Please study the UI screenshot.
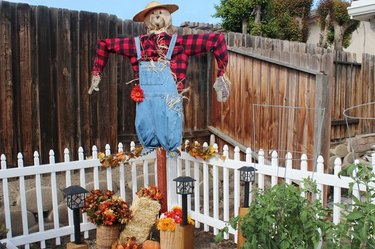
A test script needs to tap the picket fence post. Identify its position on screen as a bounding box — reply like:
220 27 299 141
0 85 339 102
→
193 140 201 228
285 152 293 185
258 149 265 190
105 144 113 191
245 148 253 202
271 151 278 186
203 142 210 232
34 151 47 247
300 154 308 197
333 157 342 224
221 145 229 239
18 153 31 249
92 145 99 189
1 154 12 239
118 143 126 200
49 150 61 246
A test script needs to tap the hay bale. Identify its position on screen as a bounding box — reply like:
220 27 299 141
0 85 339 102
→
119 197 160 244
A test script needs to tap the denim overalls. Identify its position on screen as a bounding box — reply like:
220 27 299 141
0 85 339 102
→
134 34 182 157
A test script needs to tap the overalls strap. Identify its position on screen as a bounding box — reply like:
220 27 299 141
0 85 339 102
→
135 34 177 61
165 34 177 60
134 36 142 61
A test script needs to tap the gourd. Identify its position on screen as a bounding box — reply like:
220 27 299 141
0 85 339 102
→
143 240 160 249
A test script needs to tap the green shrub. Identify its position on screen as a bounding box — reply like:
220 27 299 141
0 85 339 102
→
241 180 330 249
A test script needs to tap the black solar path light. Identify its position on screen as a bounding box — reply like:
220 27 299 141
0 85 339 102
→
63 185 88 249
173 176 196 249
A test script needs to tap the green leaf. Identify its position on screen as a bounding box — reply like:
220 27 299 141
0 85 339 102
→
214 231 224 243
359 223 368 241
280 240 290 249
230 215 240 229
346 211 364 221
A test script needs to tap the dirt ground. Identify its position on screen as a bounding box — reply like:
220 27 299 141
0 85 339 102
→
193 229 237 249
30 228 236 249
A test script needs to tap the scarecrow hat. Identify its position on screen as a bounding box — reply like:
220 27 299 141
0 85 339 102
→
133 1 179 22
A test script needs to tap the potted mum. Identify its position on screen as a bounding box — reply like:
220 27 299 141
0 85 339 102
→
157 206 194 249
82 189 132 249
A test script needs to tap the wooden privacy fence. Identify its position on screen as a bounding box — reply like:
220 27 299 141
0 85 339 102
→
222 32 375 143
0 1 213 166
209 32 375 167
1 140 374 248
211 47 330 170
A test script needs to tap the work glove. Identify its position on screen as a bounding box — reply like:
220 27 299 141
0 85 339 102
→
88 74 101 94
213 74 231 102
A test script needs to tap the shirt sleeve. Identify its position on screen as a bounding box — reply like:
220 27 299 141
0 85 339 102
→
180 33 228 77
92 37 137 74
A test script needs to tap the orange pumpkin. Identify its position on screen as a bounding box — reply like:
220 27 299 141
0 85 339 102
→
143 240 160 249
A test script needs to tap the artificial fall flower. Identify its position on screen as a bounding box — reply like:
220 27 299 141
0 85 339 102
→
131 84 144 103
157 217 176 231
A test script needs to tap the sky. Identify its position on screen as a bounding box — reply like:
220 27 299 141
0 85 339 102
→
3 0 223 25
3 0 321 26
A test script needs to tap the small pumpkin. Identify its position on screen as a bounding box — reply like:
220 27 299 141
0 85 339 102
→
143 240 160 249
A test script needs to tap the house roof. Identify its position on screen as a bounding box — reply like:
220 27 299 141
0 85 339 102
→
348 0 375 22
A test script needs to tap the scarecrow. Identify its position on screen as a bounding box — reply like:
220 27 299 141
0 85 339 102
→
89 1 231 157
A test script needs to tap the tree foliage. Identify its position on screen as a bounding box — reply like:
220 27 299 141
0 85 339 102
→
214 0 269 35
317 0 360 50
214 0 313 42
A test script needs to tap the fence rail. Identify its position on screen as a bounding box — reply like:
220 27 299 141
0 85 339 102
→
1 141 374 247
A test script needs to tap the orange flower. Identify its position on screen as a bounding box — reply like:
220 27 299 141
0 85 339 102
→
157 217 176 231
130 84 144 103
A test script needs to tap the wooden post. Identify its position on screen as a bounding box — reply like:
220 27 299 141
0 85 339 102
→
175 224 194 249
157 147 168 213
237 207 249 249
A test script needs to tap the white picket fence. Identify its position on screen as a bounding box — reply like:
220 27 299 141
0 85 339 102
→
0 141 374 248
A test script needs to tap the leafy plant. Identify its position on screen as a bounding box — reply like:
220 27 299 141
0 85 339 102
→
324 163 375 248
242 180 330 249
216 179 332 248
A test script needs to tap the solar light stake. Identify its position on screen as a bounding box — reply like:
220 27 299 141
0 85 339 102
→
63 185 88 244
238 166 257 208
173 176 195 226
174 176 195 249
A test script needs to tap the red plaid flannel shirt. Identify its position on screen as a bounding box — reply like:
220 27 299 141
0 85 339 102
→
92 32 228 90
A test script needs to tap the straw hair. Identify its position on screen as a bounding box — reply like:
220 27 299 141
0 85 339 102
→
133 1 179 22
